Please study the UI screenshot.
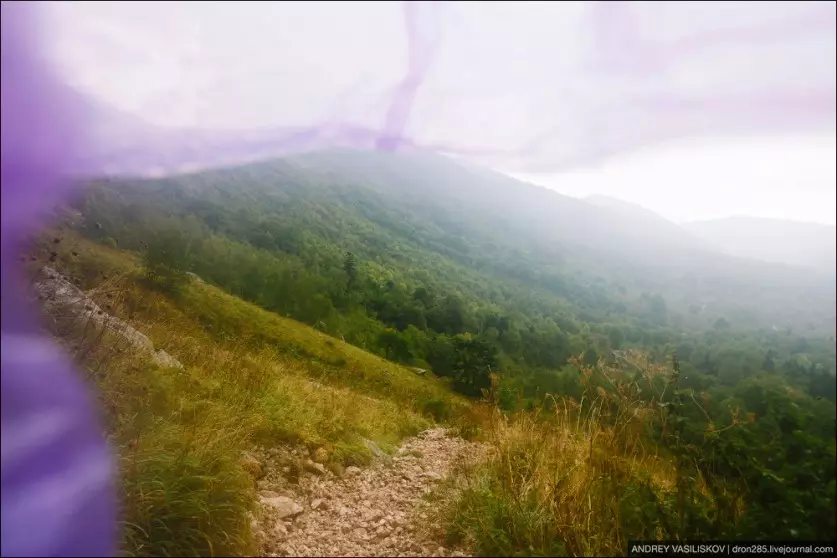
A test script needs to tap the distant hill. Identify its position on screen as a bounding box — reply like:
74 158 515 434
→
290 151 719 268
77 149 835 336
582 194 712 251
583 194 671 222
683 216 836 274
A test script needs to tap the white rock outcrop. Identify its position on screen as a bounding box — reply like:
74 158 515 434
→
34 266 183 369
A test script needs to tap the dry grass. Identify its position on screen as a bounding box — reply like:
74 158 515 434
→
438 361 684 557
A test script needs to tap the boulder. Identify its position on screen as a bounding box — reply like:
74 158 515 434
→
303 460 327 476
363 439 389 462
261 496 304 519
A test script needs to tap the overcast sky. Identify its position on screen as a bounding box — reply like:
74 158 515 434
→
512 133 837 225
40 1 836 225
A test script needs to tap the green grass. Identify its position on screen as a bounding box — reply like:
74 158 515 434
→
31 230 472 556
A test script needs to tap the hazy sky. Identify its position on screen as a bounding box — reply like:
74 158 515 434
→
513 134 837 225
40 1 836 225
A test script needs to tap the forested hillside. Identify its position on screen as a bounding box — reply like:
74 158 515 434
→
73 150 835 399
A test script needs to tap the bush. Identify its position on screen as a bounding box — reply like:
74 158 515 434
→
423 397 453 422
143 229 192 296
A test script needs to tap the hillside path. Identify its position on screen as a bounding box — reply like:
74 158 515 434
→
252 428 487 557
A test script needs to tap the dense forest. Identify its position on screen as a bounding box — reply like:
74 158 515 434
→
73 151 836 395
69 150 835 540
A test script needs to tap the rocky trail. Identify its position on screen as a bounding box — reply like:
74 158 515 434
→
249 428 488 557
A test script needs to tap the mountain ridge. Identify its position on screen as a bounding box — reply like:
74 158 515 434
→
79 149 836 341
580 193 835 275
683 215 836 273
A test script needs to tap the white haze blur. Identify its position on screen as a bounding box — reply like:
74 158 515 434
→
40 1 836 226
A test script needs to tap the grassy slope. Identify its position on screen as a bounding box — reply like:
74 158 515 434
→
31 229 474 556
32 227 686 558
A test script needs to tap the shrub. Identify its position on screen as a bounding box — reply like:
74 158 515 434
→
423 397 453 422
143 229 192 296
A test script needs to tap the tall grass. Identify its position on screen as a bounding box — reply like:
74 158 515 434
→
438 356 689 557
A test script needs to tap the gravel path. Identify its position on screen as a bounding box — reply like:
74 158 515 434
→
252 428 486 557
